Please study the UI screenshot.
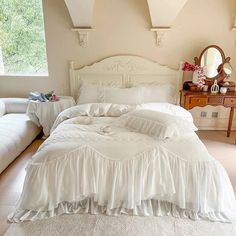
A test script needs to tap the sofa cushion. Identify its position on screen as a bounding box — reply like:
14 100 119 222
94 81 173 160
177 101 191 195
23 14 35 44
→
0 113 41 174
0 98 29 114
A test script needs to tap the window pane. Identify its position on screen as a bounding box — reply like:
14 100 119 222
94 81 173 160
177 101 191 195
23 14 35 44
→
0 0 48 75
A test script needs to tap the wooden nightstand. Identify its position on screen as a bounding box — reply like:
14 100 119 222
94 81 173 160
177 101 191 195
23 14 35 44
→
180 90 236 137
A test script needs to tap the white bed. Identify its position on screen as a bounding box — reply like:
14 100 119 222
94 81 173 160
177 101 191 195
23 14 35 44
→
8 56 236 223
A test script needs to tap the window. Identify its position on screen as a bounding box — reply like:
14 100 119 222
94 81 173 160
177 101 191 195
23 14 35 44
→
0 0 48 75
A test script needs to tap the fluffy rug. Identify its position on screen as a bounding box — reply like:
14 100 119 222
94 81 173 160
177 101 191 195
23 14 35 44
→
4 214 236 236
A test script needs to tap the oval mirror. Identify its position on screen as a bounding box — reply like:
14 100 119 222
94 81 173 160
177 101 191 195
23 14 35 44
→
223 62 232 75
200 47 223 78
194 45 231 84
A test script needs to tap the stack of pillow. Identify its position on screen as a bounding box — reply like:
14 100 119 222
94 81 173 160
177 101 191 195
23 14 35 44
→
77 82 197 141
78 82 176 105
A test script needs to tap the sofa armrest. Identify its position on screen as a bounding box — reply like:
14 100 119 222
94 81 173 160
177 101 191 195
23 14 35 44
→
0 98 29 114
0 100 5 117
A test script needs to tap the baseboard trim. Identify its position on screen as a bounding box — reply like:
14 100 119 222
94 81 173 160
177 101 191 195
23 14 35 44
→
197 127 236 131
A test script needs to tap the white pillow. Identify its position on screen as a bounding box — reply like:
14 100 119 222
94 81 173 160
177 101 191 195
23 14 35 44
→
77 82 103 104
121 109 197 140
0 100 5 117
51 103 136 132
140 103 194 122
74 103 136 117
140 84 176 104
103 87 142 105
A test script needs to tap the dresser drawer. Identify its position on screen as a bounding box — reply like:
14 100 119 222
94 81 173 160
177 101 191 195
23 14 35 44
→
224 98 236 107
208 97 223 104
190 97 207 107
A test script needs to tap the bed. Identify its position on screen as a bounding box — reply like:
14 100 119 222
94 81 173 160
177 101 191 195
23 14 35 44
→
8 56 236 223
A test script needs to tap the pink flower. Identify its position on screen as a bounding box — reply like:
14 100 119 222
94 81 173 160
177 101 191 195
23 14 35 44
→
182 62 206 88
182 62 195 72
194 66 206 88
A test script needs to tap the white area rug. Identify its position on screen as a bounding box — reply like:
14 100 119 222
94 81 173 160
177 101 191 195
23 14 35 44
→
4 214 236 236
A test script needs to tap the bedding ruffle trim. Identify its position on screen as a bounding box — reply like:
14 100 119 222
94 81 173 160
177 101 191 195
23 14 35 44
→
8 198 233 223
8 145 236 223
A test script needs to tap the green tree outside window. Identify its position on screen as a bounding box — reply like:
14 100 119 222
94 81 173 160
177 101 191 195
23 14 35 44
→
0 0 48 75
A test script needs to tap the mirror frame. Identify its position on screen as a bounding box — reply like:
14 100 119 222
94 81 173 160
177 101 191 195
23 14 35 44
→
222 62 233 75
194 45 231 84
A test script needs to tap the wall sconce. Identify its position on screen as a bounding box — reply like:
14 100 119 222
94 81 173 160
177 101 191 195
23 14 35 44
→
150 27 172 47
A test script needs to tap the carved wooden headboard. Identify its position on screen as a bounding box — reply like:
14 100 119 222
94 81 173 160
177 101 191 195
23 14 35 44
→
69 55 183 104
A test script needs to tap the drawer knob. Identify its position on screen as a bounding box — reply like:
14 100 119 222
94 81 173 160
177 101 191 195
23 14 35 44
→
231 100 234 103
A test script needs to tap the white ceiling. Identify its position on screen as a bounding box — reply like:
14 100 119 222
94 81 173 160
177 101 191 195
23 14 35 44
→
64 0 95 27
65 0 187 28
147 0 188 27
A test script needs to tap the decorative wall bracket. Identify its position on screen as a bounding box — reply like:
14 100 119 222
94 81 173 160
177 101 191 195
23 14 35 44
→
72 28 94 47
150 27 172 47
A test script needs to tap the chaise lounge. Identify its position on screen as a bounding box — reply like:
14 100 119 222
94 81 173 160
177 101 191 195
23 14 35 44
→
0 98 41 174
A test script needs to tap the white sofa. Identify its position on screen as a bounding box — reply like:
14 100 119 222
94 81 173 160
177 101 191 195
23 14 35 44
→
0 98 41 174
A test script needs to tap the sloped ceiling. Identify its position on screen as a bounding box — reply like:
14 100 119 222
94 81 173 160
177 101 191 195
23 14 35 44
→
147 0 188 27
65 0 188 28
64 0 95 27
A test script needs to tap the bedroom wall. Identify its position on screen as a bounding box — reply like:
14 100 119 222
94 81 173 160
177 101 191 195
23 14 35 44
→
0 0 236 129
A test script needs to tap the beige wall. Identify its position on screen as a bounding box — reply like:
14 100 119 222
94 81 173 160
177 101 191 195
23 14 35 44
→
0 0 236 97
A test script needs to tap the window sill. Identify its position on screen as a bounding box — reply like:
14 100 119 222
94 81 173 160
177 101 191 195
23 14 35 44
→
0 73 49 78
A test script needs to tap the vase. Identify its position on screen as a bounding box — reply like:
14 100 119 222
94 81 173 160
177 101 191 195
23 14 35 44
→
192 71 198 84
211 79 219 94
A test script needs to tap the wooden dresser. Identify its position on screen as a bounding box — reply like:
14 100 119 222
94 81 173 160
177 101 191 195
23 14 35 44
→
180 90 236 137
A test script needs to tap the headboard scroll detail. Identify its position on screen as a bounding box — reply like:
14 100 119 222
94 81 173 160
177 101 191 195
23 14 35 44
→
69 55 183 104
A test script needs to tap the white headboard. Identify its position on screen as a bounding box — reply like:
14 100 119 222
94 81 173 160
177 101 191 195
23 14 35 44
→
69 55 183 104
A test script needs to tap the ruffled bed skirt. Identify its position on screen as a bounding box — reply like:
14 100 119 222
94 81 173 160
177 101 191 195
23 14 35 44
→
9 198 235 223
8 145 236 223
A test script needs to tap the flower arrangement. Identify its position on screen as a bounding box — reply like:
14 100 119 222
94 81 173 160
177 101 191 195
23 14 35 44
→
182 62 206 88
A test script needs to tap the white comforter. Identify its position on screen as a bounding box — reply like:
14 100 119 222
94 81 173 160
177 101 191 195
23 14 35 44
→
9 103 236 223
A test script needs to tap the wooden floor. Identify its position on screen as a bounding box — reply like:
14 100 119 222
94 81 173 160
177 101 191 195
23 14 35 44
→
0 139 43 236
0 132 236 235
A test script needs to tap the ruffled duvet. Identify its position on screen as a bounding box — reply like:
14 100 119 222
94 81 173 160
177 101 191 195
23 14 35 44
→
9 103 236 223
